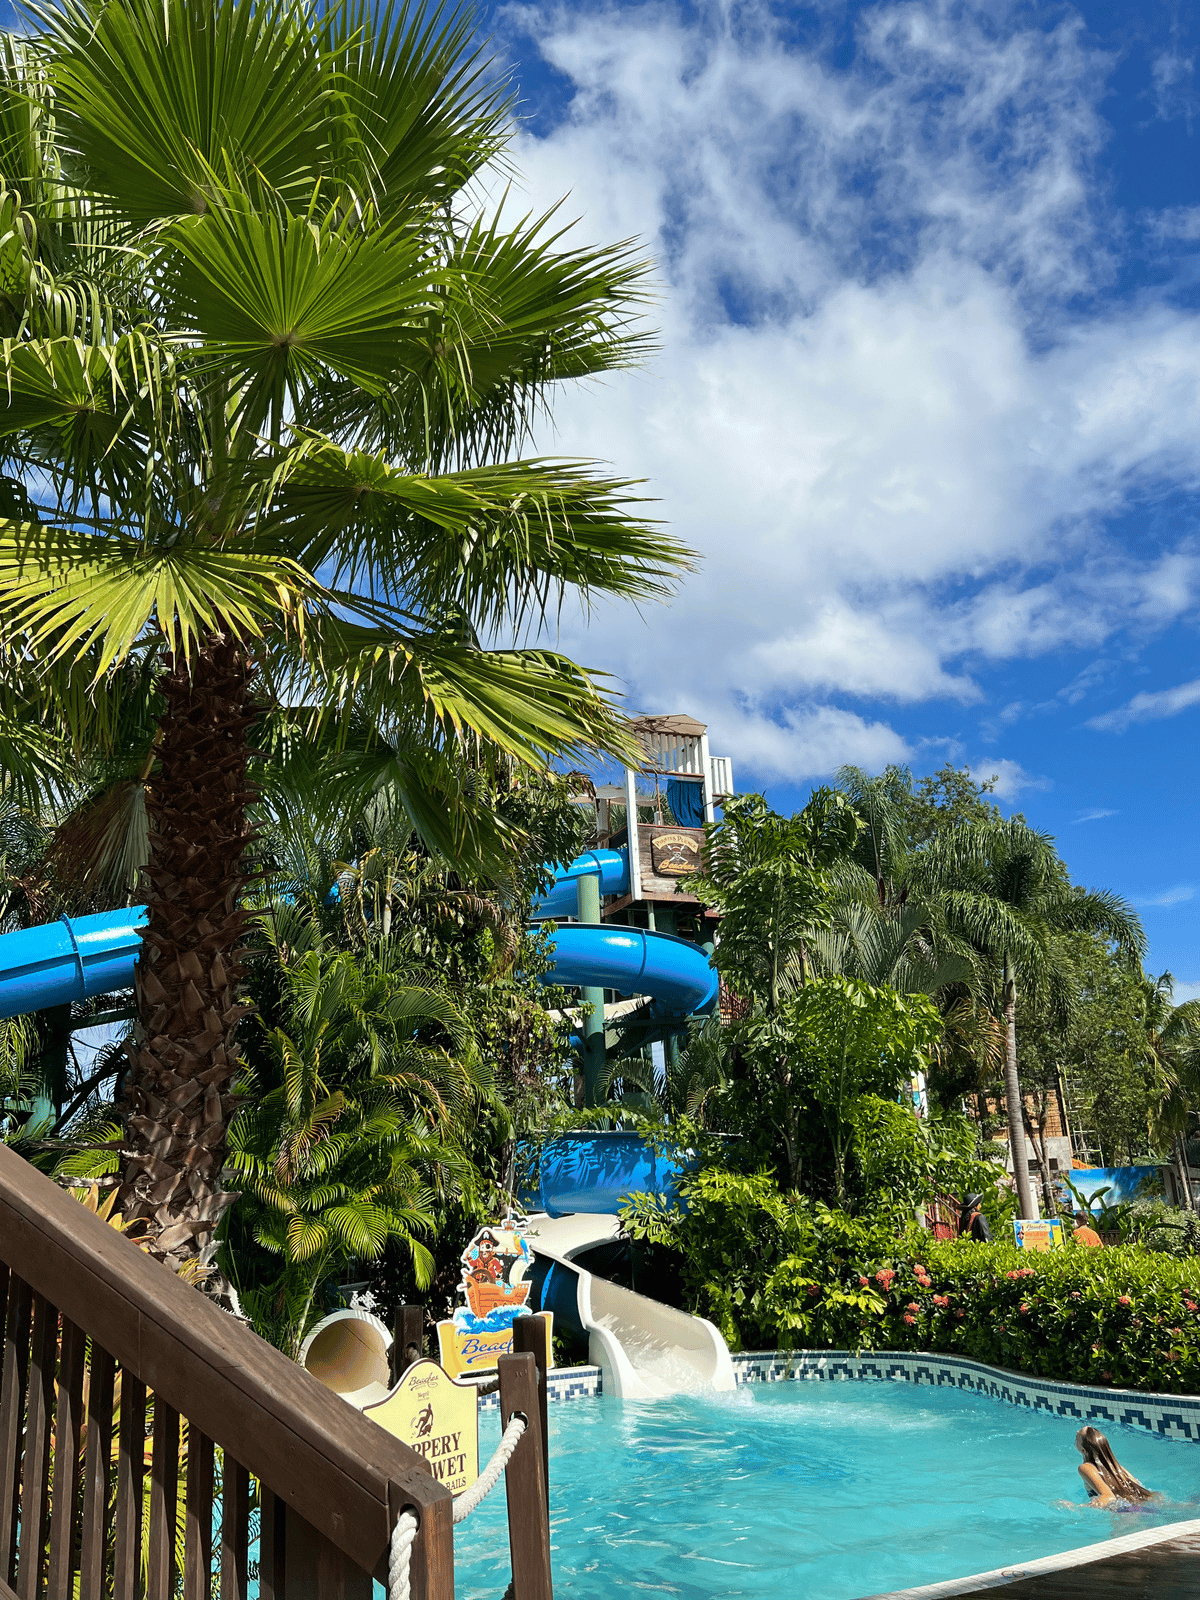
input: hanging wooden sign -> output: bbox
[650,831,701,877]
[435,1221,552,1378]
[363,1359,479,1493]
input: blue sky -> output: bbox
[465,0,1200,989]
[6,0,1197,980]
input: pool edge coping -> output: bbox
[853,1514,1200,1597]
[732,1348,1200,1440]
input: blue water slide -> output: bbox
[528,848,630,921]
[0,908,146,1021]
[526,1129,696,1217]
[529,847,717,1029]
[0,850,716,1039]
[541,924,717,1019]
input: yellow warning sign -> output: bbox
[363,1359,479,1494]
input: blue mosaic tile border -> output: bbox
[733,1349,1200,1443]
[475,1364,602,1411]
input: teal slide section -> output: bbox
[0,853,717,1030]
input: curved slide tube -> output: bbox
[527,1210,735,1400]
[0,850,718,1032]
[529,848,630,922]
[0,908,147,1021]
[530,848,718,1027]
[540,924,718,1023]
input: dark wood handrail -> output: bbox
[0,1143,454,1594]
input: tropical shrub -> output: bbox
[623,1166,1200,1392]
[1128,1201,1200,1258]
[621,1167,896,1350]
[869,1240,1200,1394]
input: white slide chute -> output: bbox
[527,1211,735,1401]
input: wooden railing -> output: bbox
[0,1142,455,1598]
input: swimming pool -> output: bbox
[453,1382,1200,1598]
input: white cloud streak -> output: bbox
[492,0,1200,782]
[1088,677,1200,732]
[1140,885,1196,908]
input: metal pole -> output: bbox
[577,871,606,1108]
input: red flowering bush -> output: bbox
[620,1168,1200,1392]
[858,1240,1200,1394]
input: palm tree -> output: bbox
[687,790,861,1014]
[223,938,482,1351]
[1140,974,1200,1213]
[912,820,1144,1219]
[603,1016,732,1127]
[0,0,689,1265]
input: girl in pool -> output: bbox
[1075,1426,1155,1507]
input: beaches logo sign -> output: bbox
[364,1359,479,1493]
[436,1221,552,1378]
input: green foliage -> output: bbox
[1127,1202,1200,1259]
[725,977,943,1197]
[620,1128,1000,1351]
[624,1171,1200,1392]
[848,1097,1004,1228]
[879,1240,1200,1394]
[619,1167,885,1351]
[221,942,484,1353]
[899,763,1004,845]
[685,789,861,1013]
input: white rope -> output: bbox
[452,1413,527,1524]
[388,1509,419,1600]
[387,1413,528,1600]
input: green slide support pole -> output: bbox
[577,871,606,1107]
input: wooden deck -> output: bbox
[865,1520,1200,1600]
[955,1527,1200,1597]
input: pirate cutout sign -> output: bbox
[436,1221,552,1378]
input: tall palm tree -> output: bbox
[0,0,689,1266]
[1140,974,1200,1213]
[912,820,1144,1219]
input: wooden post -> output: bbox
[512,1316,549,1509]
[498,1352,552,1600]
[392,1305,425,1384]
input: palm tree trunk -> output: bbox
[1024,1105,1056,1216]
[1174,1133,1195,1213]
[1003,956,1038,1220]
[117,634,257,1270]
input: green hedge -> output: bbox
[620,1168,1200,1394]
[806,1239,1200,1394]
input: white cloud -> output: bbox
[1152,50,1195,123]
[1088,677,1200,732]
[966,758,1049,802]
[1140,885,1196,908]
[491,0,1200,780]
[1171,979,1200,1002]
[703,703,911,783]
[1072,808,1118,824]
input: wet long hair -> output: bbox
[1077,1427,1153,1502]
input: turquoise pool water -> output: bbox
[453,1383,1200,1598]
